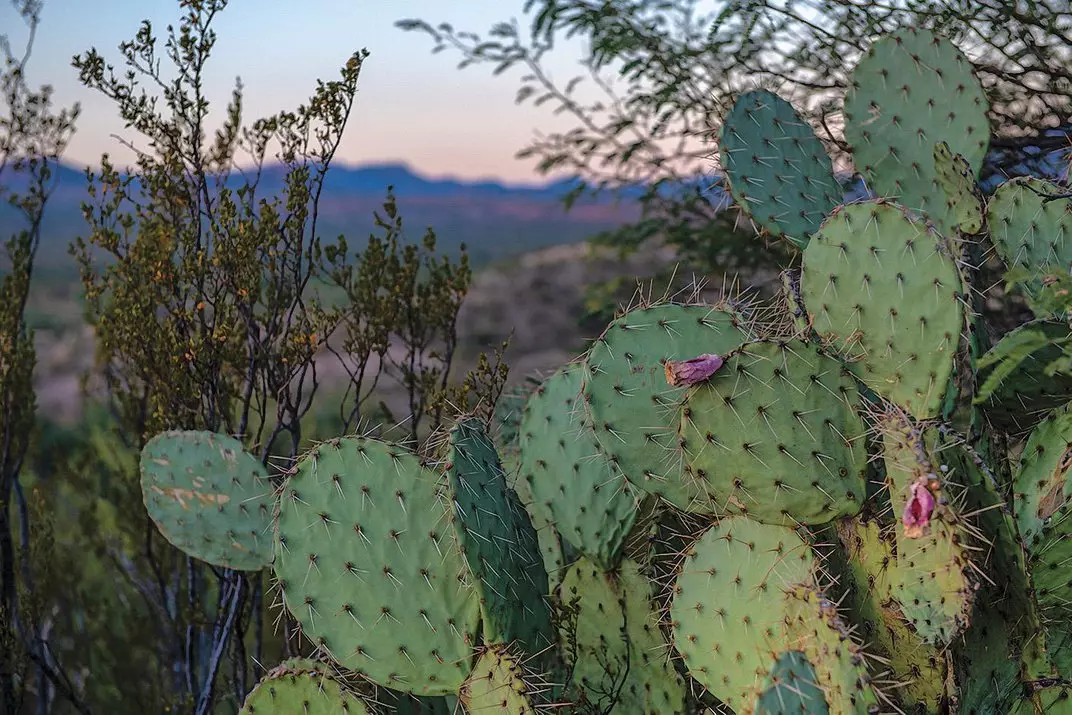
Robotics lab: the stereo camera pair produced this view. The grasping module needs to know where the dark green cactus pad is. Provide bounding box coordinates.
[678,338,868,526]
[831,518,949,711]
[718,89,841,249]
[494,376,542,458]
[557,556,686,713]
[801,200,964,419]
[581,302,752,513]
[518,363,640,571]
[239,660,375,714]
[1014,402,1072,630]
[954,596,1027,715]
[669,516,814,711]
[781,586,882,714]
[444,418,554,653]
[459,646,544,714]
[933,141,984,234]
[988,177,1072,302]
[753,651,829,715]
[507,464,569,590]
[977,320,1072,435]
[843,27,989,238]
[879,412,978,646]
[273,437,480,695]
[140,430,274,571]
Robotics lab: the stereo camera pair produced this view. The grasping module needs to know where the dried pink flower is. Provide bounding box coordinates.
[664,354,725,387]
[903,478,936,539]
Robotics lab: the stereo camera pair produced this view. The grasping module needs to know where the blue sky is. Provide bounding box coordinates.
[2,0,588,181]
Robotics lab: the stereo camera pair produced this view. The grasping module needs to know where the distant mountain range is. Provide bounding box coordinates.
[0,161,655,269]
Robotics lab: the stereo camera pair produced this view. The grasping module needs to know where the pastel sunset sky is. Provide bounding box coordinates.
[1,0,590,182]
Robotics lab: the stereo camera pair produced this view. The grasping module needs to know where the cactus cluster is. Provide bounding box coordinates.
[138,24,1072,715]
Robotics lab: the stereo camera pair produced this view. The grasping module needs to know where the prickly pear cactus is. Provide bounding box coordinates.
[843,27,989,237]
[459,646,546,714]
[718,89,841,249]
[677,338,868,525]
[754,651,830,715]
[581,301,752,513]
[442,418,554,653]
[802,200,965,419]
[239,658,375,714]
[272,437,480,695]
[933,141,985,235]
[140,430,274,571]
[518,363,640,570]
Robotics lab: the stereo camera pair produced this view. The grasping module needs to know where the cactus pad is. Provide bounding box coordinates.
[582,302,752,512]
[987,176,1072,300]
[273,437,479,695]
[754,651,829,715]
[519,363,639,570]
[140,430,274,571]
[718,89,841,249]
[557,556,686,713]
[669,516,814,711]
[678,338,868,525]
[239,660,374,714]
[843,27,989,237]
[444,418,553,652]
[459,646,544,714]
[801,200,964,419]
[933,141,984,235]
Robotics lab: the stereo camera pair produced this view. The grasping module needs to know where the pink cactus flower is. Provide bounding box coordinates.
[664,354,725,387]
[903,477,936,539]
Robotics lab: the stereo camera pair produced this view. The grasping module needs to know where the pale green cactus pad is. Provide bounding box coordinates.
[459,646,544,714]
[273,437,480,695]
[140,429,274,571]
[801,200,964,419]
[933,141,984,235]
[238,659,375,714]
[718,89,841,249]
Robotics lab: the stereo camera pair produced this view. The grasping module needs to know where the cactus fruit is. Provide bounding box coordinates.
[677,338,868,525]
[801,200,965,419]
[442,418,553,653]
[239,658,375,714]
[718,89,841,249]
[273,437,480,695]
[987,177,1072,305]
[753,651,830,715]
[140,430,274,571]
[668,516,815,711]
[458,646,547,714]
[557,556,686,713]
[518,363,640,570]
[842,27,989,238]
[933,141,985,235]
[581,301,752,513]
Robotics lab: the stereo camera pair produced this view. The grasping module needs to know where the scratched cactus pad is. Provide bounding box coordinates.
[238,659,373,714]
[444,418,553,652]
[933,141,984,235]
[678,339,868,525]
[582,302,752,513]
[801,200,964,419]
[669,516,815,711]
[273,437,480,695]
[718,90,841,249]
[140,430,274,571]
[843,27,989,236]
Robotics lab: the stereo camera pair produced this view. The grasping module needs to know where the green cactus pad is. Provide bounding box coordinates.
[801,200,964,419]
[678,338,868,525]
[518,363,640,570]
[879,413,978,646]
[843,27,989,237]
[582,302,752,513]
[273,437,480,695]
[140,430,274,571]
[977,320,1072,434]
[987,176,1072,300]
[1014,402,1072,628]
[954,596,1026,715]
[459,646,544,714]
[239,661,374,714]
[494,377,542,458]
[508,466,569,590]
[444,418,554,652]
[832,519,948,711]
[718,89,841,249]
[753,651,829,715]
[933,141,984,234]
[1010,683,1072,714]
[669,516,814,711]
[557,556,686,713]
